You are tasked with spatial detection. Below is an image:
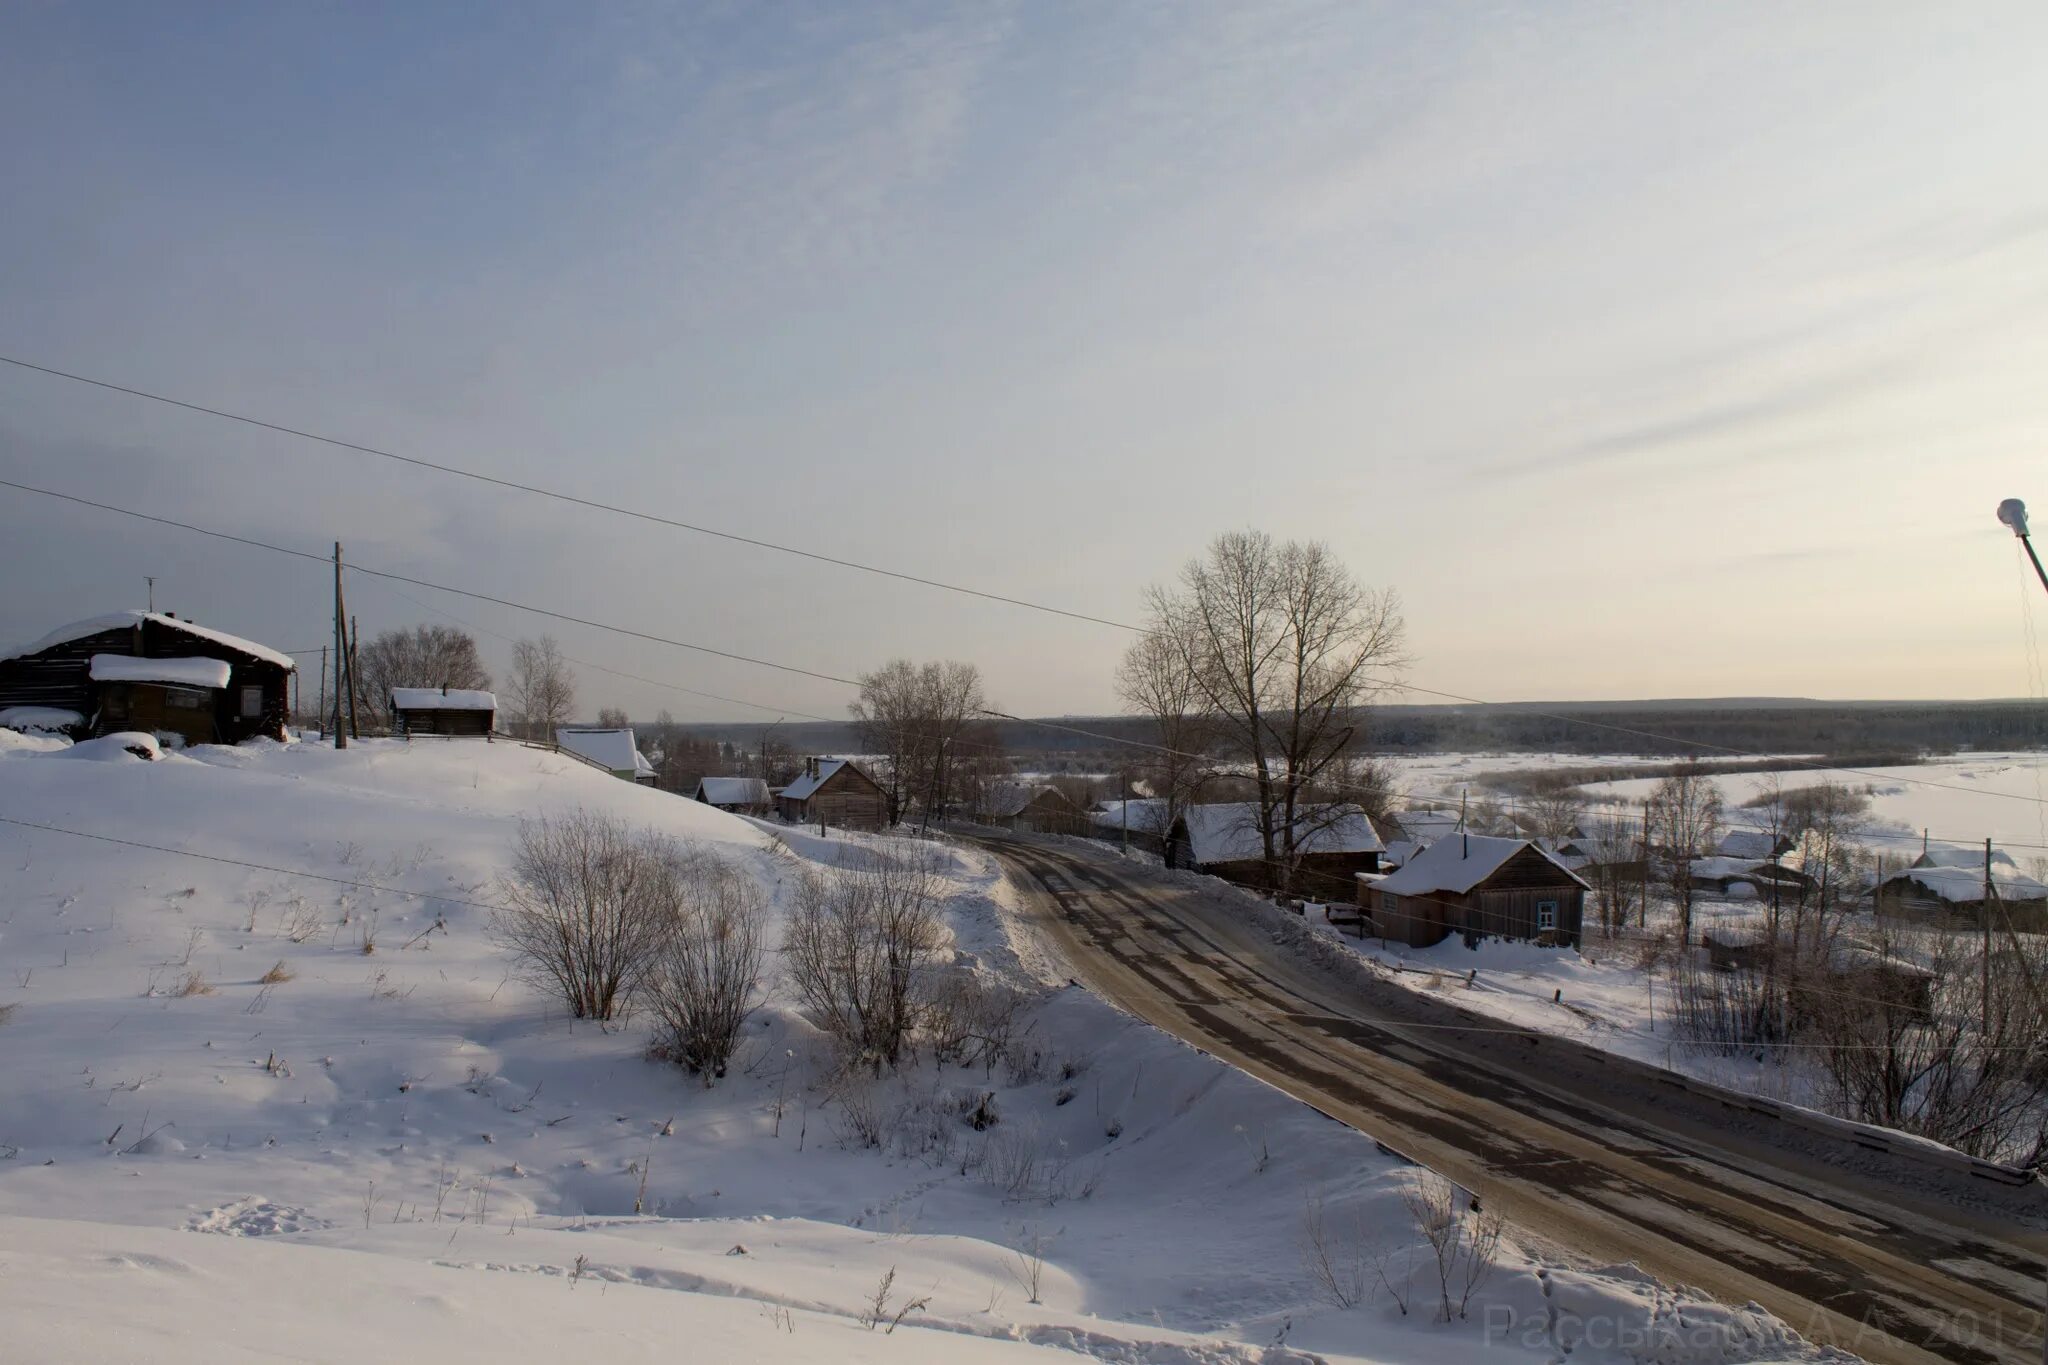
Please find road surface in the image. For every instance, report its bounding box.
[972,833,2048,1365]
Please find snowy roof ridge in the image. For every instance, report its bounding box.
[695,775,770,804]
[1175,801,1383,864]
[391,687,496,711]
[1372,832,1588,896]
[1,610,296,671]
[555,727,647,774]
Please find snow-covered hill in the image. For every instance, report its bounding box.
[0,735,1821,1363]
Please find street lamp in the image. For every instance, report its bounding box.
[1998,498,2048,597]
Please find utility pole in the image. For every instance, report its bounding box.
[145,576,155,613]
[332,542,348,750]
[1998,499,2048,597]
[1121,771,1130,856]
[1983,838,1995,1034]
[346,613,361,739]
[317,646,327,735]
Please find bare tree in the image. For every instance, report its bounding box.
[492,810,671,1021]
[1114,628,1215,829]
[508,635,577,740]
[1646,762,1723,944]
[1580,810,1646,936]
[1142,531,1404,894]
[1521,774,1585,844]
[643,846,767,1083]
[596,706,630,728]
[848,659,989,825]
[356,625,491,729]
[783,848,947,1072]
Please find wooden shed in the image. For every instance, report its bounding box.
[555,727,656,784]
[1358,833,1588,949]
[0,610,294,746]
[979,783,1085,835]
[776,757,889,831]
[1875,866,2048,931]
[390,687,497,738]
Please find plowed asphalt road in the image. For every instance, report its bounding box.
[972,834,2048,1365]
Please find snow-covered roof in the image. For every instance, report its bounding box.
[556,727,648,774]
[1689,855,1767,881]
[695,776,770,806]
[1380,839,1421,869]
[1371,833,1589,897]
[1885,866,2048,904]
[1090,798,1171,834]
[1913,844,2018,871]
[1716,830,1786,860]
[1175,802,1383,865]
[390,687,496,712]
[88,654,232,689]
[1,611,295,670]
[780,758,852,801]
[1393,809,1460,843]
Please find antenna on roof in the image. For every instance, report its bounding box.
[145,576,155,614]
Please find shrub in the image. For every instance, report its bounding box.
[784,849,947,1072]
[643,847,767,1083]
[259,961,295,984]
[492,810,672,1021]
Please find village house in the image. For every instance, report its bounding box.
[1688,855,1816,899]
[1391,809,1461,846]
[693,775,772,816]
[1875,864,2048,930]
[978,782,1084,834]
[1164,802,1384,900]
[555,726,657,784]
[1358,832,1589,949]
[776,757,889,831]
[389,687,497,737]
[0,610,294,746]
[1088,798,1172,855]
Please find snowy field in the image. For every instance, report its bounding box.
[0,734,1827,1363]
[1580,752,2048,866]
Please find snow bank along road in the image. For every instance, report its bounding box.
[971,835,2048,1365]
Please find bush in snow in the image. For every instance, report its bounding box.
[784,848,947,1073]
[493,810,671,1021]
[642,846,767,1084]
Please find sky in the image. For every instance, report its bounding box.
[4,1,2048,723]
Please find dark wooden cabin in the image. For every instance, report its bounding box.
[1359,833,1588,948]
[0,610,294,746]
[776,757,889,830]
[389,687,497,737]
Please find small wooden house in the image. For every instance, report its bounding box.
[390,687,497,738]
[0,610,294,745]
[1359,833,1589,948]
[694,775,772,815]
[555,727,657,784]
[1165,802,1384,901]
[1715,829,1796,861]
[1688,856,1816,898]
[777,757,889,831]
[980,783,1084,835]
[1088,798,1171,856]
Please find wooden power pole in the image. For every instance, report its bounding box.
[332,542,348,750]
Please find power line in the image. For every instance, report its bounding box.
[0,352,1134,631]
[9,472,2047,831]
[0,478,861,689]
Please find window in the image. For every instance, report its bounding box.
[1381,893,1401,915]
[1536,900,1558,931]
[240,685,264,719]
[164,686,210,711]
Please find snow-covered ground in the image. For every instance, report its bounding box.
[0,734,1825,1362]
[1580,752,2048,866]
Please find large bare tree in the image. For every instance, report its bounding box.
[1114,627,1215,829]
[1142,531,1404,892]
[356,624,491,729]
[848,659,989,825]
[508,634,577,740]
[1646,762,1723,944]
